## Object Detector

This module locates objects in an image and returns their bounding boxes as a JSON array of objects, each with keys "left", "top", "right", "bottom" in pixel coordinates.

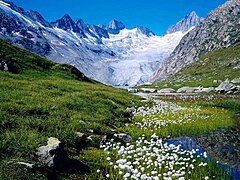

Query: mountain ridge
[{"left": 152, "top": 0, "right": 240, "bottom": 82}]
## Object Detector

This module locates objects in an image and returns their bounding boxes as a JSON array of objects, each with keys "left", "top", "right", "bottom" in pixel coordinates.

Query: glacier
[
  {"left": 101, "top": 28, "right": 187, "bottom": 86},
  {"left": 0, "top": 0, "right": 199, "bottom": 87}
]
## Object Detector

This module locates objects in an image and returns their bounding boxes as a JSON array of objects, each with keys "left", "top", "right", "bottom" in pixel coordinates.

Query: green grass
[
  {"left": 123, "top": 102, "right": 234, "bottom": 140},
  {"left": 0, "top": 39, "right": 143, "bottom": 179},
  {"left": 138, "top": 44, "right": 240, "bottom": 90}
]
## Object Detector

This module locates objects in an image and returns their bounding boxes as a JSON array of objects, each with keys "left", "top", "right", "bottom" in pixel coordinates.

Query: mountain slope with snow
[
  {"left": 101, "top": 28, "right": 188, "bottom": 86},
  {"left": 0, "top": 0, "right": 200, "bottom": 86}
]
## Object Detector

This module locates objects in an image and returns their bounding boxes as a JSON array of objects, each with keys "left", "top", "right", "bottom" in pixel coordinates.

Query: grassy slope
[
  {"left": 141, "top": 44, "right": 240, "bottom": 89},
  {"left": 0, "top": 39, "right": 142, "bottom": 179}
]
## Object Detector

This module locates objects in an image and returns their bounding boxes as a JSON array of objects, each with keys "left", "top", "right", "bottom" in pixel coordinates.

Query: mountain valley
[
  {"left": 1, "top": 0, "right": 240, "bottom": 179},
  {"left": 0, "top": 0, "right": 202, "bottom": 86}
]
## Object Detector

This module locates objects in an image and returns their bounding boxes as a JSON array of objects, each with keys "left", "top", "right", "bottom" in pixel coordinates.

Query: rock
[
  {"left": 177, "top": 86, "right": 195, "bottom": 93},
  {"left": 224, "top": 78, "right": 230, "bottom": 83},
  {"left": 76, "top": 132, "right": 85, "bottom": 138},
  {"left": 231, "top": 78, "right": 240, "bottom": 84},
  {"left": 36, "top": 137, "right": 89, "bottom": 174},
  {"left": 141, "top": 88, "right": 157, "bottom": 93},
  {"left": 193, "top": 86, "right": 203, "bottom": 93},
  {"left": 114, "top": 133, "right": 132, "bottom": 143},
  {"left": 125, "top": 107, "right": 135, "bottom": 115},
  {"left": 75, "top": 132, "right": 87, "bottom": 151},
  {"left": 100, "top": 135, "right": 107, "bottom": 147},
  {"left": 36, "top": 137, "right": 63, "bottom": 167},
  {"left": 158, "top": 88, "right": 176, "bottom": 93},
  {"left": 213, "top": 80, "right": 222, "bottom": 84},
  {"left": 128, "top": 88, "right": 138, "bottom": 93},
  {"left": 202, "top": 87, "right": 215, "bottom": 93},
  {"left": 144, "top": 82, "right": 152, "bottom": 85},
  {"left": 79, "top": 120, "right": 86, "bottom": 124},
  {"left": 87, "top": 129, "right": 94, "bottom": 133},
  {"left": 215, "top": 81, "right": 235, "bottom": 93}
]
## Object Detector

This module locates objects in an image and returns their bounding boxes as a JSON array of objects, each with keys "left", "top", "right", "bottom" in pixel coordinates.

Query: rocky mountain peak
[
  {"left": 107, "top": 19, "right": 125, "bottom": 34},
  {"left": 135, "top": 25, "right": 155, "bottom": 37},
  {"left": 51, "top": 14, "right": 83, "bottom": 34},
  {"left": 76, "top": 18, "right": 88, "bottom": 31},
  {"left": 164, "top": 11, "right": 203, "bottom": 34}
]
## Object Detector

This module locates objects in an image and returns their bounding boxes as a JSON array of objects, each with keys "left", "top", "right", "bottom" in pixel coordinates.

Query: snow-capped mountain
[
  {"left": 165, "top": 11, "right": 203, "bottom": 35},
  {"left": 0, "top": 0, "right": 199, "bottom": 86}
]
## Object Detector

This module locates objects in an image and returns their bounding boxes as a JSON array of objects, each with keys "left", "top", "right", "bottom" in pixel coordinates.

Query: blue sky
[{"left": 10, "top": 0, "right": 227, "bottom": 35}]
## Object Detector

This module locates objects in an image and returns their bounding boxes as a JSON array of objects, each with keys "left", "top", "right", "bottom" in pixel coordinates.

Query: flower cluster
[
  {"left": 132, "top": 100, "right": 212, "bottom": 130},
  {"left": 101, "top": 134, "right": 212, "bottom": 180}
]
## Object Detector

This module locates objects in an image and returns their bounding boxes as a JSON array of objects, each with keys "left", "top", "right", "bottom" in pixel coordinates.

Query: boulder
[
  {"left": 114, "top": 133, "right": 132, "bottom": 143},
  {"left": 128, "top": 88, "right": 138, "bottom": 93},
  {"left": 144, "top": 82, "right": 152, "bottom": 85},
  {"left": 36, "top": 137, "right": 89, "bottom": 174},
  {"left": 202, "top": 87, "right": 215, "bottom": 93},
  {"left": 193, "top": 87, "right": 203, "bottom": 93},
  {"left": 75, "top": 132, "right": 87, "bottom": 151},
  {"left": 215, "top": 81, "right": 235, "bottom": 93},
  {"left": 141, "top": 88, "right": 157, "bottom": 93},
  {"left": 158, "top": 88, "right": 176, "bottom": 93},
  {"left": 125, "top": 107, "right": 135, "bottom": 115},
  {"left": 231, "top": 78, "right": 240, "bottom": 84},
  {"left": 36, "top": 137, "right": 63, "bottom": 168},
  {"left": 213, "top": 80, "right": 222, "bottom": 84},
  {"left": 177, "top": 87, "right": 195, "bottom": 93}
]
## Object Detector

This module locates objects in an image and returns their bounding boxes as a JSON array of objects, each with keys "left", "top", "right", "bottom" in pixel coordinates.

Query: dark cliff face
[
  {"left": 152, "top": 0, "right": 240, "bottom": 82},
  {"left": 165, "top": 11, "right": 203, "bottom": 35}
]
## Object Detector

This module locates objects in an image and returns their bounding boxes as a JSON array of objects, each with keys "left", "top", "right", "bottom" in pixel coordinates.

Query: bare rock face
[{"left": 152, "top": 0, "right": 240, "bottom": 82}]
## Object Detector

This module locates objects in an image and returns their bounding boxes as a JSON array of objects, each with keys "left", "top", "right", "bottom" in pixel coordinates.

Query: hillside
[
  {"left": 142, "top": 44, "right": 240, "bottom": 89},
  {"left": 152, "top": 0, "right": 240, "bottom": 82},
  {"left": 0, "top": 39, "right": 142, "bottom": 179}
]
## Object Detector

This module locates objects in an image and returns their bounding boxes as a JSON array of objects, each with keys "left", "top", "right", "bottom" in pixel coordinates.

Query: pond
[{"left": 167, "top": 137, "right": 240, "bottom": 179}]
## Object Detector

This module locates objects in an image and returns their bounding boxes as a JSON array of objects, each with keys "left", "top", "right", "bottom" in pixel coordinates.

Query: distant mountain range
[
  {"left": 152, "top": 0, "right": 240, "bottom": 82},
  {"left": 0, "top": 0, "right": 202, "bottom": 86}
]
